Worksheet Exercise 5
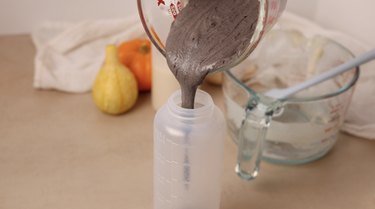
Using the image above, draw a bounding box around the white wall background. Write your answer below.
[314,0,375,46]
[285,0,318,20]
[0,0,138,35]
[0,0,374,46]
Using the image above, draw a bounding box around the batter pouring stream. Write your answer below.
[165,0,260,108]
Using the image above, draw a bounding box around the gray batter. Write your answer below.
[165,0,260,108]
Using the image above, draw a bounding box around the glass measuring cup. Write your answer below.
[223,29,360,180]
[137,0,288,71]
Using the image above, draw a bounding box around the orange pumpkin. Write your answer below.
[118,39,152,92]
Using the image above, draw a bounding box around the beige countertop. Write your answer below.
[0,34,375,209]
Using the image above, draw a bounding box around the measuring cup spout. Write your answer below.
[236,98,282,181]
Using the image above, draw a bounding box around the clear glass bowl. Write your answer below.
[223,29,360,165]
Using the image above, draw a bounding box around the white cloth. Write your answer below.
[278,13,375,140]
[32,15,144,93]
[32,13,375,140]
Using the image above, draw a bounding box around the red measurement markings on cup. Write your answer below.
[156,0,184,20]
[170,1,184,19]
[324,103,342,134]
[157,0,165,6]
[266,0,281,25]
[177,1,184,11]
[170,3,178,19]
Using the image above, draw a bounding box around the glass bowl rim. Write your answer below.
[223,37,360,103]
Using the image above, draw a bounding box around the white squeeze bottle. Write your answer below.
[154,90,226,209]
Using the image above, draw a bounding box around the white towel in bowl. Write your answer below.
[278,13,375,140]
[32,15,144,93]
